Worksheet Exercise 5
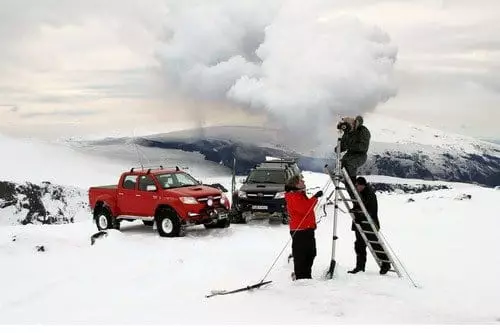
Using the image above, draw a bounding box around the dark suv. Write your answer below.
[231,159,302,224]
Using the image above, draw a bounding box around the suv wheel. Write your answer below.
[156,208,181,237]
[230,209,246,224]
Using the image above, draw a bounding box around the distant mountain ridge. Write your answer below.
[75,114,500,187]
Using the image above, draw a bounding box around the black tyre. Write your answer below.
[204,218,230,229]
[156,208,182,237]
[230,209,246,224]
[95,207,116,231]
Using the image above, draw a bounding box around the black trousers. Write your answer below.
[353,221,389,268]
[290,229,316,279]
[341,154,367,200]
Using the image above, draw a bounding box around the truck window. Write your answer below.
[175,172,199,186]
[138,175,156,191]
[156,172,199,189]
[123,175,137,190]
[246,169,285,184]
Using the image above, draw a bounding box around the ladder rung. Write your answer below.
[363,231,377,234]
[368,241,382,245]
[378,260,392,263]
[374,250,387,254]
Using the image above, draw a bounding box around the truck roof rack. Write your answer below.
[130,165,189,173]
[130,165,164,172]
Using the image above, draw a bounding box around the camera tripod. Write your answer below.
[324,129,403,279]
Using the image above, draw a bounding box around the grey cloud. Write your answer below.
[19,110,99,119]
[0,104,18,112]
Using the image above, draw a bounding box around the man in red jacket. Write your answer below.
[285,175,323,280]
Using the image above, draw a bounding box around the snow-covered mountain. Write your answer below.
[70,113,500,187]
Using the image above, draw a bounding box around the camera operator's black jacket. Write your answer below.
[352,184,380,231]
[339,125,371,156]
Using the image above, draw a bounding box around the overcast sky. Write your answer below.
[0,0,498,140]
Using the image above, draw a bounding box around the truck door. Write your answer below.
[117,174,138,216]
[136,175,159,219]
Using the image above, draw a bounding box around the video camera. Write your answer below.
[336,117,355,132]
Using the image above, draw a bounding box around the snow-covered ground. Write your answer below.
[0,134,499,324]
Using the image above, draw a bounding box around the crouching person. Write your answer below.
[285,175,323,280]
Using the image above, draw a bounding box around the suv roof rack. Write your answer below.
[262,158,298,163]
[255,163,290,170]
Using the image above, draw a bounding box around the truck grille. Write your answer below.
[247,193,276,198]
[197,195,221,202]
[197,196,223,207]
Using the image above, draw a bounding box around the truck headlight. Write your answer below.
[220,196,226,205]
[274,191,285,199]
[238,191,247,198]
[179,196,198,204]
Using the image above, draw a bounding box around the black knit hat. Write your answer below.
[355,177,367,186]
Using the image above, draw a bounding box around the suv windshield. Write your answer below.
[246,169,285,184]
[156,172,200,189]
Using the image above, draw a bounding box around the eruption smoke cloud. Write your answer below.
[157,0,398,152]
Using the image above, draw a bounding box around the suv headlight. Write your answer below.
[238,191,247,198]
[274,191,285,199]
[179,196,198,204]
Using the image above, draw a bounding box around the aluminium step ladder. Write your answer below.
[324,160,402,277]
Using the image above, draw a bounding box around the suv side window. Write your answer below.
[123,175,137,190]
[138,175,156,191]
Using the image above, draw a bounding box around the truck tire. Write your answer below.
[156,208,181,237]
[204,218,230,229]
[95,207,115,231]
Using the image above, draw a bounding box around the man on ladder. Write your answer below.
[348,176,391,275]
[325,114,401,279]
[334,115,371,204]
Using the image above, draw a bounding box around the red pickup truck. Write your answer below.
[88,166,231,237]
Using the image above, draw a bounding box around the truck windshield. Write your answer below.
[246,169,285,184]
[156,172,200,189]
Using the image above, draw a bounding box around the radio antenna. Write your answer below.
[132,129,144,170]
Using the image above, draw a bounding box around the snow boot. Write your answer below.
[347,267,365,274]
[348,256,365,274]
[380,262,391,275]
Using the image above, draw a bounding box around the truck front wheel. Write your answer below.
[156,208,181,237]
[95,207,119,231]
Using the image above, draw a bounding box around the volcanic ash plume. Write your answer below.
[157,0,398,151]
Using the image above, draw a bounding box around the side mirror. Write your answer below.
[146,185,157,192]
[198,180,203,185]
[239,179,246,184]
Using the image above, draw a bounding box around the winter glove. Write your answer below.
[313,190,323,198]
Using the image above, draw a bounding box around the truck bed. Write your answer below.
[90,185,117,189]
[88,185,118,210]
